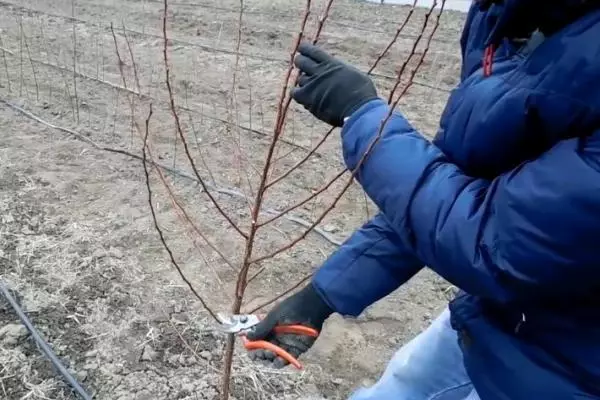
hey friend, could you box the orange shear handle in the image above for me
[272,324,319,337]
[242,324,319,370]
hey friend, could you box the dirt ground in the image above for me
[0,0,465,398]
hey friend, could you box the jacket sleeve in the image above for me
[342,99,600,305]
[312,212,422,317]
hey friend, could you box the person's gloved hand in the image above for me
[246,283,333,368]
[291,42,378,127]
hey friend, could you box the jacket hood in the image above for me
[478,0,600,45]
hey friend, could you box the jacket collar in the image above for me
[478,0,600,45]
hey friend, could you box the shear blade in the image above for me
[217,313,260,333]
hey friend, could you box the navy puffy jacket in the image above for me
[312,1,600,399]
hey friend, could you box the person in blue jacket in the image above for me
[247,1,600,399]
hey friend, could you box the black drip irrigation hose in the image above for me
[0,280,93,400]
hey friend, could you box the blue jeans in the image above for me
[350,308,480,400]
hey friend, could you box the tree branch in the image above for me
[110,23,128,90]
[147,140,239,273]
[121,22,141,93]
[387,0,439,104]
[0,33,11,93]
[141,104,219,322]
[311,0,335,44]
[269,0,332,144]
[368,0,417,74]
[162,0,248,239]
[109,20,240,274]
[259,168,346,227]
[71,0,79,123]
[18,18,39,101]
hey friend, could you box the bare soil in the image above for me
[0,0,464,399]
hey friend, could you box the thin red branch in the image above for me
[139,118,238,273]
[246,263,267,284]
[264,0,332,163]
[270,0,333,143]
[254,0,332,182]
[110,23,138,146]
[70,1,79,123]
[272,5,312,135]
[185,105,217,184]
[110,23,128,90]
[265,125,336,189]
[311,0,335,44]
[121,22,141,93]
[38,21,76,115]
[151,153,239,273]
[258,168,346,227]
[232,0,244,91]
[387,0,438,104]
[390,0,446,105]
[250,173,353,264]
[368,0,417,74]
[226,0,256,212]
[162,0,248,239]
[141,104,219,322]
[18,19,40,101]
[0,33,11,93]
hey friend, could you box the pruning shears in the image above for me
[217,313,319,370]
